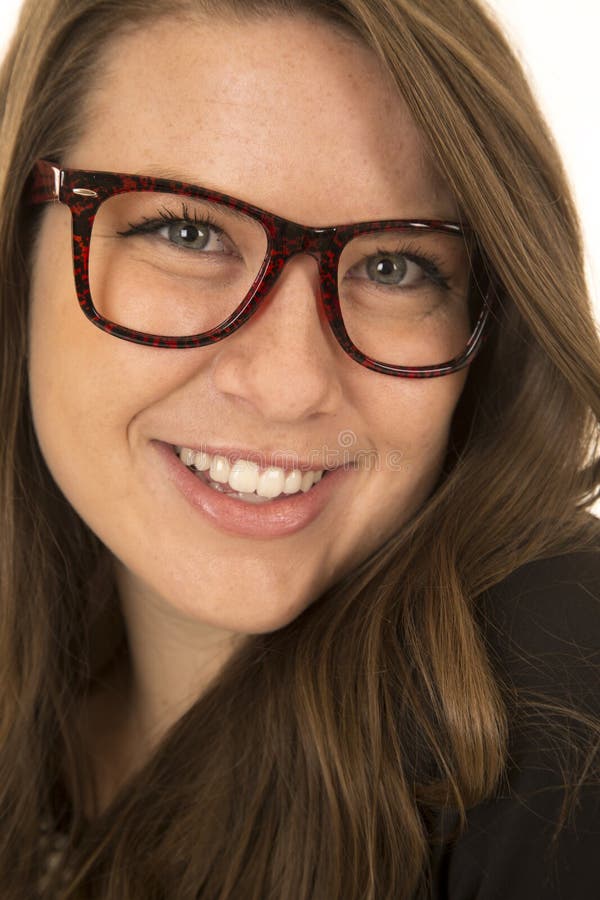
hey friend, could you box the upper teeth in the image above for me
[176,446,324,498]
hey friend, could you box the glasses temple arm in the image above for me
[28,159,61,205]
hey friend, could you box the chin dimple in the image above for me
[174,445,325,500]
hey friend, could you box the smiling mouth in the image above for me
[174,445,329,504]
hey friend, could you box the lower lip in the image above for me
[152,440,349,538]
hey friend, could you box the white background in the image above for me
[0,0,598,319]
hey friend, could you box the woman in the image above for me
[0,0,598,897]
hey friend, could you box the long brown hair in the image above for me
[1,0,599,897]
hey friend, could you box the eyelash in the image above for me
[117,203,224,238]
[369,245,452,290]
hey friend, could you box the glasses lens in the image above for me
[88,192,269,336]
[338,228,477,367]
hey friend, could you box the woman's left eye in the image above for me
[159,221,226,252]
[355,253,430,288]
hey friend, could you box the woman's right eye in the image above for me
[117,217,230,254]
[157,220,227,253]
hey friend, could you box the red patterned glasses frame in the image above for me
[29,159,492,378]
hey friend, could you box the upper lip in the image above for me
[169,441,340,473]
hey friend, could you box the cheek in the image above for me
[360,374,466,528]
[359,370,467,467]
[308,374,468,577]
[28,210,83,455]
[27,210,185,495]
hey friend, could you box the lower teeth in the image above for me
[205,478,273,504]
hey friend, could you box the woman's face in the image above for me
[28,14,468,636]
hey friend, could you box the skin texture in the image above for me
[28,14,468,809]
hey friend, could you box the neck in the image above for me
[77,561,242,818]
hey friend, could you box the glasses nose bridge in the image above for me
[280,220,336,263]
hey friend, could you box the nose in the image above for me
[210,252,345,422]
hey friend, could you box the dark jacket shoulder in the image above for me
[477,534,600,716]
[430,528,600,899]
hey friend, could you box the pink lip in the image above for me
[152,440,350,539]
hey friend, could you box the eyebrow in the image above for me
[140,165,204,182]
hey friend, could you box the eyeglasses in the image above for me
[29,159,492,377]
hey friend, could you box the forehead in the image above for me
[70,13,457,224]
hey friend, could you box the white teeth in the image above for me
[283,469,302,494]
[180,447,196,467]
[300,470,315,492]
[228,459,259,493]
[209,455,230,484]
[257,467,286,498]
[176,446,326,499]
[194,450,211,471]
